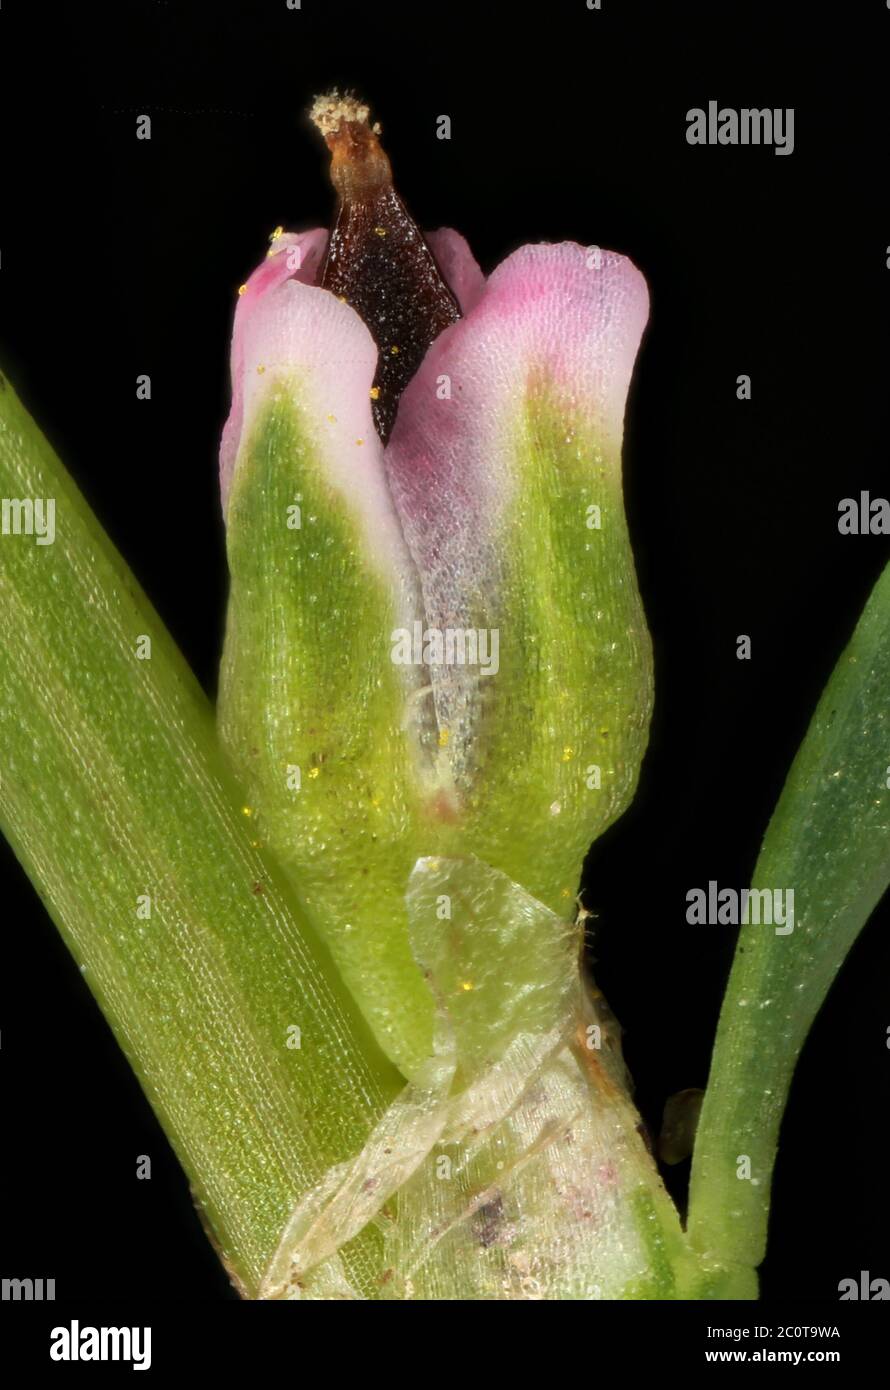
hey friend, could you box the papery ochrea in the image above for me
[218,93,653,1077]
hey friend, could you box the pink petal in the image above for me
[425,228,486,314]
[219,228,327,511]
[220,229,424,625]
[385,239,648,549]
[383,240,649,767]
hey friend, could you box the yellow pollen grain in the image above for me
[390,345,400,355]
[460,981,474,992]
[270,225,284,240]
[327,413,337,423]
[562,746,575,761]
[369,386,380,400]
[374,227,387,237]
[308,767,320,780]
[438,727,450,747]
[241,806,253,817]
[356,438,364,446]
[338,295,348,303]
[560,888,573,899]
[257,365,266,374]
[237,284,248,296]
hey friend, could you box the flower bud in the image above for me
[218,94,652,1077]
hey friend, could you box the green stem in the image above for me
[0,371,401,1296]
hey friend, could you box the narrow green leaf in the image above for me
[688,559,890,1271]
[0,372,399,1296]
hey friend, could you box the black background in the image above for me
[0,0,888,1303]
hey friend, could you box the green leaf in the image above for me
[0,372,400,1296]
[688,558,890,1272]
